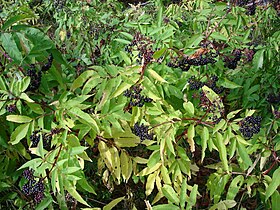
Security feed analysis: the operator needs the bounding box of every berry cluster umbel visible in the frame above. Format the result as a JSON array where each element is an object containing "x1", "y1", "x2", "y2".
[
  {"x1": 267, "y1": 93, "x2": 280, "y2": 104},
  {"x1": 41, "y1": 54, "x2": 53, "y2": 72},
  {"x1": 188, "y1": 75, "x2": 224, "y2": 94},
  {"x1": 167, "y1": 53, "x2": 216, "y2": 71},
  {"x1": 188, "y1": 76, "x2": 203, "y2": 90},
  {"x1": 22, "y1": 169, "x2": 45, "y2": 204},
  {"x1": 205, "y1": 75, "x2": 224, "y2": 94},
  {"x1": 30, "y1": 128, "x2": 61, "y2": 150},
  {"x1": 239, "y1": 116, "x2": 262, "y2": 139},
  {"x1": 125, "y1": 32, "x2": 155, "y2": 66},
  {"x1": 6, "y1": 104, "x2": 16, "y2": 113},
  {"x1": 26, "y1": 65, "x2": 42, "y2": 91},
  {"x1": 133, "y1": 123, "x2": 153, "y2": 141},
  {"x1": 223, "y1": 49, "x2": 242, "y2": 70},
  {"x1": 124, "y1": 85, "x2": 153, "y2": 107}
]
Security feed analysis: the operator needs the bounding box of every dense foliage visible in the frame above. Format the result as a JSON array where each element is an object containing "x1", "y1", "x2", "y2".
[{"x1": 0, "y1": 0, "x2": 280, "y2": 209}]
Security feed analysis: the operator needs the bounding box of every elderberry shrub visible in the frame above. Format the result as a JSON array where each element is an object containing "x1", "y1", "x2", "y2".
[
  {"x1": 26, "y1": 65, "x2": 42, "y2": 91},
  {"x1": 124, "y1": 85, "x2": 153, "y2": 107},
  {"x1": 133, "y1": 123, "x2": 153, "y2": 141},
  {"x1": 239, "y1": 116, "x2": 262, "y2": 139}
]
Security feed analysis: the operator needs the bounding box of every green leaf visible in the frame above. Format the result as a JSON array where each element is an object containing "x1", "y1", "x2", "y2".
[
  {"x1": 70, "y1": 146, "x2": 88, "y2": 156},
  {"x1": 10, "y1": 123, "x2": 30, "y2": 145},
  {"x1": 69, "y1": 107, "x2": 100, "y2": 133},
  {"x1": 152, "y1": 204, "x2": 180, "y2": 210},
  {"x1": 162, "y1": 184, "x2": 180, "y2": 205},
  {"x1": 216, "y1": 132, "x2": 229, "y2": 172},
  {"x1": 103, "y1": 196, "x2": 125, "y2": 210},
  {"x1": 161, "y1": 165, "x2": 171, "y2": 185},
  {"x1": 179, "y1": 178, "x2": 187, "y2": 209},
  {"x1": 145, "y1": 172, "x2": 157, "y2": 196},
  {"x1": 6, "y1": 115, "x2": 32, "y2": 123},
  {"x1": 113, "y1": 38, "x2": 131, "y2": 45},
  {"x1": 18, "y1": 158, "x2": 41, "y2": 170},
  {"x1": 226, "y1": 175, "x2": 244, "y2": 200},
  {"x1": 183, "y1": 102, "x2": 194, "y2": 115},
  {"x1": 71, "y1": 70, "x2": 95, "y2": 91},
  {"x1": 65, "y1": 184, "x2": 90, "y2": 207},
  {"x1": 237, "y1": 141, "x2": 253, "y2": 169},
  {"x1": 120, "y1": 51, "x2": 131, "y2": 65},
  {"x1": 211, "y1": 32, "x2": 228, "y2": 41},
  {"x1": 153, "y1": 48, "x2": 167, "y2": 60},
  {"x1": 2, "y1": 14, "x2": 35, "y2": 30},
  {"x1": 265, "y1": 167, "x2": 280, "y2": 201},
  {"x1": 186, "y1": 184, "x2": 198, "y2": 210},
  {"x1": 220, "y1": 78, "x2": 242, "y2": 89},
  {"x1": 23, "y1": 27, "x2": 54, "y2": 53},
  {"x1": 147, "y1": 69, "x2": 168, "y2": 83},
  {"x1": 201, "y1": 127, "x2": 209, "y2": 162},
  {"x1": 26, "y1": 102, "x2": 44, "y2": 115},
  {"x1": 187, "y1": 124, "x2": 195, "y2": 152},
  {"x1": 0, "y1": 33, "x2": 22, "y2": 62}
]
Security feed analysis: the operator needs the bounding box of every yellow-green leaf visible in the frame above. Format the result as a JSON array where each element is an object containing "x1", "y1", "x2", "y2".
[
  {"x1": 103, "y1": 196, "x2": 125, "y2": 210},
  {"x1": 6, "y1": 115, "x2": 32, "y2": 123},
  {"x1": 162, "y1": 184, "x2": 180, "y2": 205}
]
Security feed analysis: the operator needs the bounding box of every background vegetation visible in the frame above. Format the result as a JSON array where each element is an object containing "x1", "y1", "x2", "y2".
[{"x1": 0, "y1": 0, "x2": 280, "y2": 209}]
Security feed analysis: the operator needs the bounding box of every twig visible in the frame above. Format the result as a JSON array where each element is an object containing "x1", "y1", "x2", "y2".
[{"x1": 204, "y1": 8, "x2": 231, "y2": 41}]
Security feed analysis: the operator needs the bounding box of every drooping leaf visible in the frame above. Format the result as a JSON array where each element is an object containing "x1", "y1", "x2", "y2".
[{"x1": 161, "y1": 184, "x2": 180, "y2": 205}]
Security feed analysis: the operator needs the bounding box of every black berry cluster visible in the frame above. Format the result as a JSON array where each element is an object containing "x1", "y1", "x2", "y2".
[
  {"x1": 205, "y1": 75, "x2": 224, "y2": 94},
  {"x1": 41, "y1": 54, "x2": 53, "y2": 71},
  {"x1": 273, "y1": 110, "x2": 280, "y2": 119},
  {"x1": 239, "y1": 116, "x2": 262, "y2": 139},
  {"x1": 29, "y1": 129, "x2": 55, "y2": 150},
  {"x1": 243, "y1": 48, "x2": 255, "y2": 62},
  {"x1": 267, "y1": 93, "x2": 280, "y2": 104},
  {"x1": 23, "y1": 169, "x2": 34, "y2": 180},
  {"x1": 26, "y1": 65, "x2": 42, "y2": 91},
  {"x1": 167, "y1": 53, "x2": 216, "y2": 71},
  {"x1": 185, "y1": 55, "x2": 216, "y2": 66},
  {"x1": 133, "y1": 123, "x2": 153, "y2": 141},
  {"x1": 53, "y1": 0, "x2": 66, "y2": 10},
  {"x1": 124, "y1": 85, "x2": 153, "y2": 107},
  {"x1": 6, "y1": 104, "x2": 16, "y2": 113},
  {"x1": 167, "y1": 58, "x2": 190, "y2": 71},
  {"x1": 188, "y1": 76, "x2": 203, "y2": 90},
  {"x1": 223, "y1": 49, "x2": 242, "y2": 69},
  {"x1": 125, "y1": 32, "x2": 155, "y2": 66},
  {"x1": 246, "y1": 1, "x2": 256, "y2": 15},
  {"x1": 30, "y1": 130, "x2": 41, "y2": 147},
  {"x1": 22, "y1": 169, "x2": 45, "y2": 204}
]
